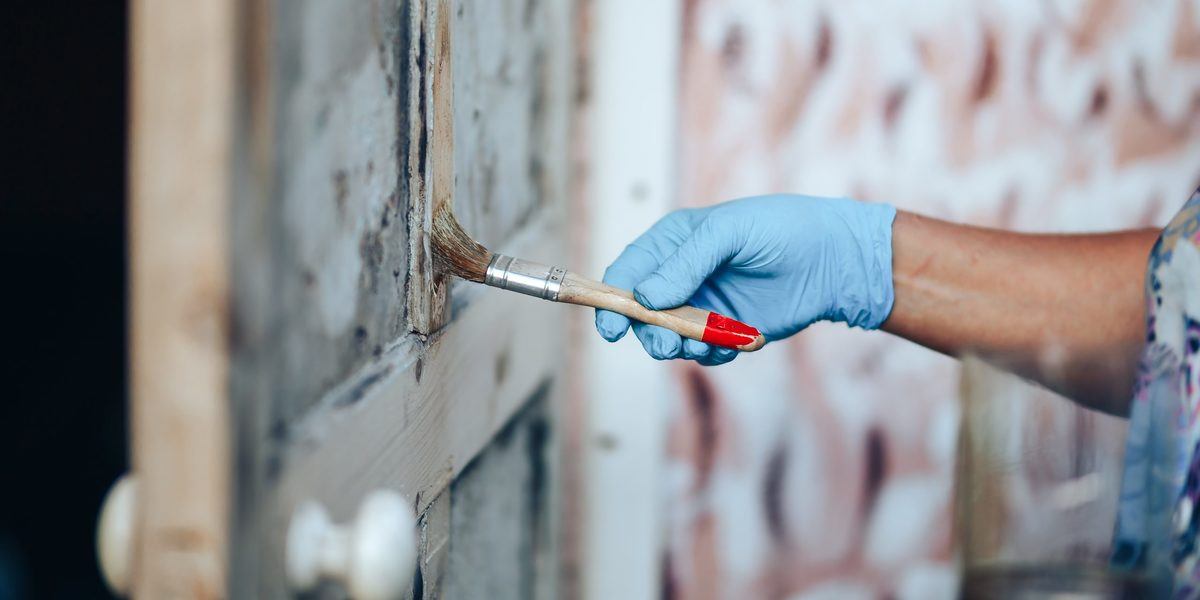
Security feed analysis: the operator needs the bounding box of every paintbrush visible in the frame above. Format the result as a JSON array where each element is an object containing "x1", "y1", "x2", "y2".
[{"x1": 431, "y1": 206, "x2": 766, "y2": 351}]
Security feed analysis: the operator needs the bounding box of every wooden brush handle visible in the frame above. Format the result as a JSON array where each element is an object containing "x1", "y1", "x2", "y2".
[{"x1": 558, "y1": 272, "x2": 766, "y2": 352}]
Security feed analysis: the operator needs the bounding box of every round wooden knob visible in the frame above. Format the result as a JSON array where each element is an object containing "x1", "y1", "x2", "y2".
[
  {"x1": 96, "y1": 474, "x2": 137, "y2": 596},
  {"x1": 286, "y1": 490, "x2": 416, "y2": 600}
]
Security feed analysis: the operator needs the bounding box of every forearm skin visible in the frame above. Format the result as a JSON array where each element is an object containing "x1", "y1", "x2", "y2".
[{"x1": 881, "y1": 211, "x2": 1158, "y2": 416}]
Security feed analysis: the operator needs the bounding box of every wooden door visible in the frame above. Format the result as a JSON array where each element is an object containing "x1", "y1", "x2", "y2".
[{"x1": 115, "y1": 0, "x2": 577, "y2": 597}]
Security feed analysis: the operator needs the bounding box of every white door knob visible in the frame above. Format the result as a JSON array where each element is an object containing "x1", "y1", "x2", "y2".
[
  {"x1": 286, "y1": 490, "x2": 417, "y2": 600},
  {"x1": 96, "y1": 474, "x2": 137, "y2": 596}
]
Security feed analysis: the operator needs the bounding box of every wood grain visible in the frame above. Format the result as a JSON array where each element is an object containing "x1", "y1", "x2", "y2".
[
  {"x1": 129, "y1": 0, "x2": 234, "y2": 595},
  {"x1": 257, "y1": 213, "x2": 567, "y2": 597},
  {"x1": 408, "y1": 0, "x2": 454, "y2": 336},
  {"x1": 558, "y1": 272, "x2": 767, "y2": 351}
]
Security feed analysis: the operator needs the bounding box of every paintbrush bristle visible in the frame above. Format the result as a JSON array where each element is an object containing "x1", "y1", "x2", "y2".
[{"x1": 431, "y1": 205, "x2": 492, "y2": 282}]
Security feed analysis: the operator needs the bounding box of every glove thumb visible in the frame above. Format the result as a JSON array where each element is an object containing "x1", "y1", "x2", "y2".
[{"x1": 633, "y1": 218, "x2": 735, "y2": 310}]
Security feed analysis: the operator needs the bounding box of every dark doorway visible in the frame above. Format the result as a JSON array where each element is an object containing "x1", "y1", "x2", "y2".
[{"x1": 1, "y1": 3, "x2": 129, "y2": 598}]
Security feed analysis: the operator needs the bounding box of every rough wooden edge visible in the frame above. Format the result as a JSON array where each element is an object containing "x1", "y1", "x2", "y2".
[
  {"x1": 404, "y1": 0, "x2": 432, "y2": 335},
  {"x1": 407, "y1": 489, "x2": 450, "y2": 600},
  {"x1": 129, "y1": 0, "x2": 235, "y2": 596},
  {"x1": 406, "y1": 0, "x2": 453, "y2": 336}
]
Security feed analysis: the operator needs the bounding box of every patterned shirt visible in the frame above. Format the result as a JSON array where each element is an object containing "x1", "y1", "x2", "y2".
[{"x1": 1114, "y1": 188, "x2": 1200, "y2": 597}]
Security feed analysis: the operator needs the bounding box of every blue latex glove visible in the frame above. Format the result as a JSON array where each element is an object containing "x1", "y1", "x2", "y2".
[{"x1": 595, "y1": 195, "x2": 896, "y2": 364}]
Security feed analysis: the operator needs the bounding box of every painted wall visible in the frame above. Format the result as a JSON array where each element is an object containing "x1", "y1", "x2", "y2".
[{"x1": 661, "y1": 0, "x2": 1200, "y2": 597}]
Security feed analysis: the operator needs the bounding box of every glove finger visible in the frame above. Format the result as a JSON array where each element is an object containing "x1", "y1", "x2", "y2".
[
  {"x1": 595, "y1": 243, "x2": 661, "y2": 342},
  {"x1": 597, "y1": 245, "x2": 660, "y2": 342},
  {"x1": 602, "y1": 244, "x2": 661, "y2": 290},
  {"x1": 632, "y1": 322, "x2": 684, "y2": 360},
  {"x1": 595, "y1": 309, "x2": 630, "y2": 342},
  {"x1": 710, "y1": 346, "x2": 739, "y2": 364},
  {"x1": 634, "y1": 217, "x2": 738, "y2": 310},
  {"x1": 697, "y1": 347, "x2": 738, "y2": 367},
  {"x1": 598, "y1": 209, "x2": 711, "y2": 347},
  {"x1": 603, "y1": 208, "x2": 704, "y2": 286},
  {"x1": 681, "y1": 338, "x2": 712, "y2": 361}
]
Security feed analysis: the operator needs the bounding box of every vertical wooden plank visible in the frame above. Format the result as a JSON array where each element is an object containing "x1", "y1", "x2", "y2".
[
  {"x1": 129, "y1": 0, "x2": 235, "y2": 596},
  {"x1": 404, "y1": 0, "x2": 434, "y2": 335},
  {"x1": 428, "y1": 0, "x2": 454, "y2": 246},
  {"x1": 407, "y1": 0, "x2": 453, "y2": 336}
]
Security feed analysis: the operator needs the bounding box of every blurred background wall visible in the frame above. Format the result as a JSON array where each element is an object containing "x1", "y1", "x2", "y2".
[{"x1": 579, "y1": 1, "x2": 1200, "y2": 599}]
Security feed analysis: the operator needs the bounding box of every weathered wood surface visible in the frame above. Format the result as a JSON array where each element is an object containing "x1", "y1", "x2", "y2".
[
  {"x1": 226, "y1": 0, "x2": 576, "y2": 596},
  {"x1": 261, "y1": 0, "x2": 412, "y2": 426},
  {"x1": 240, "y1": 0, "x2": 573, "y2": 426},
  {"x1": 409, "y1": 489, "x2": 450, "y2": 600},
  {"x1": 445, "y1": 396, "x2": 558, "y2": 600},
  {"x1": 129, "y1": 0, "x2": 236, "y2": 596},
  {"x1": 258, "y1": 215, "x2": 567, "y2": 597},
  {"x1": 395, "y1": 395, "x2": 557, "y2": 600},
  {"x1": 452, "y1": 0, "x2": 573, "y2": 249},
  {"x1": 406, "y1": 0, "x2": 453, "y2": 337}
]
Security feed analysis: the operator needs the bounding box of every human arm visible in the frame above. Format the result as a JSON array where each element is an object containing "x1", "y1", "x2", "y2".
[
  {"x1": 594, "y1": 194, "x2": 1156, "y2": 415},
  {"x1": 883, "y1": 211, "x2": 1156, "y2": 416}
]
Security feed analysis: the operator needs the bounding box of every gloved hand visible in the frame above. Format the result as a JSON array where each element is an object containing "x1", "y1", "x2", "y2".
[{"x1": 595, "y1": 194, "x2": 896, "y2": 364}]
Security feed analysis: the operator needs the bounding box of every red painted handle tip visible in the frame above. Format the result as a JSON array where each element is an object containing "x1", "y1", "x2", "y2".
[{"x1": 700, "y1": 313, "x2": 766, "y2": 351}]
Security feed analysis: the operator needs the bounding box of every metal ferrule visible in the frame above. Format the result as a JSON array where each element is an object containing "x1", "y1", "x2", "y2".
[{"x1": 485, "y1": 254, "x2": 566, "y2": 301}]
